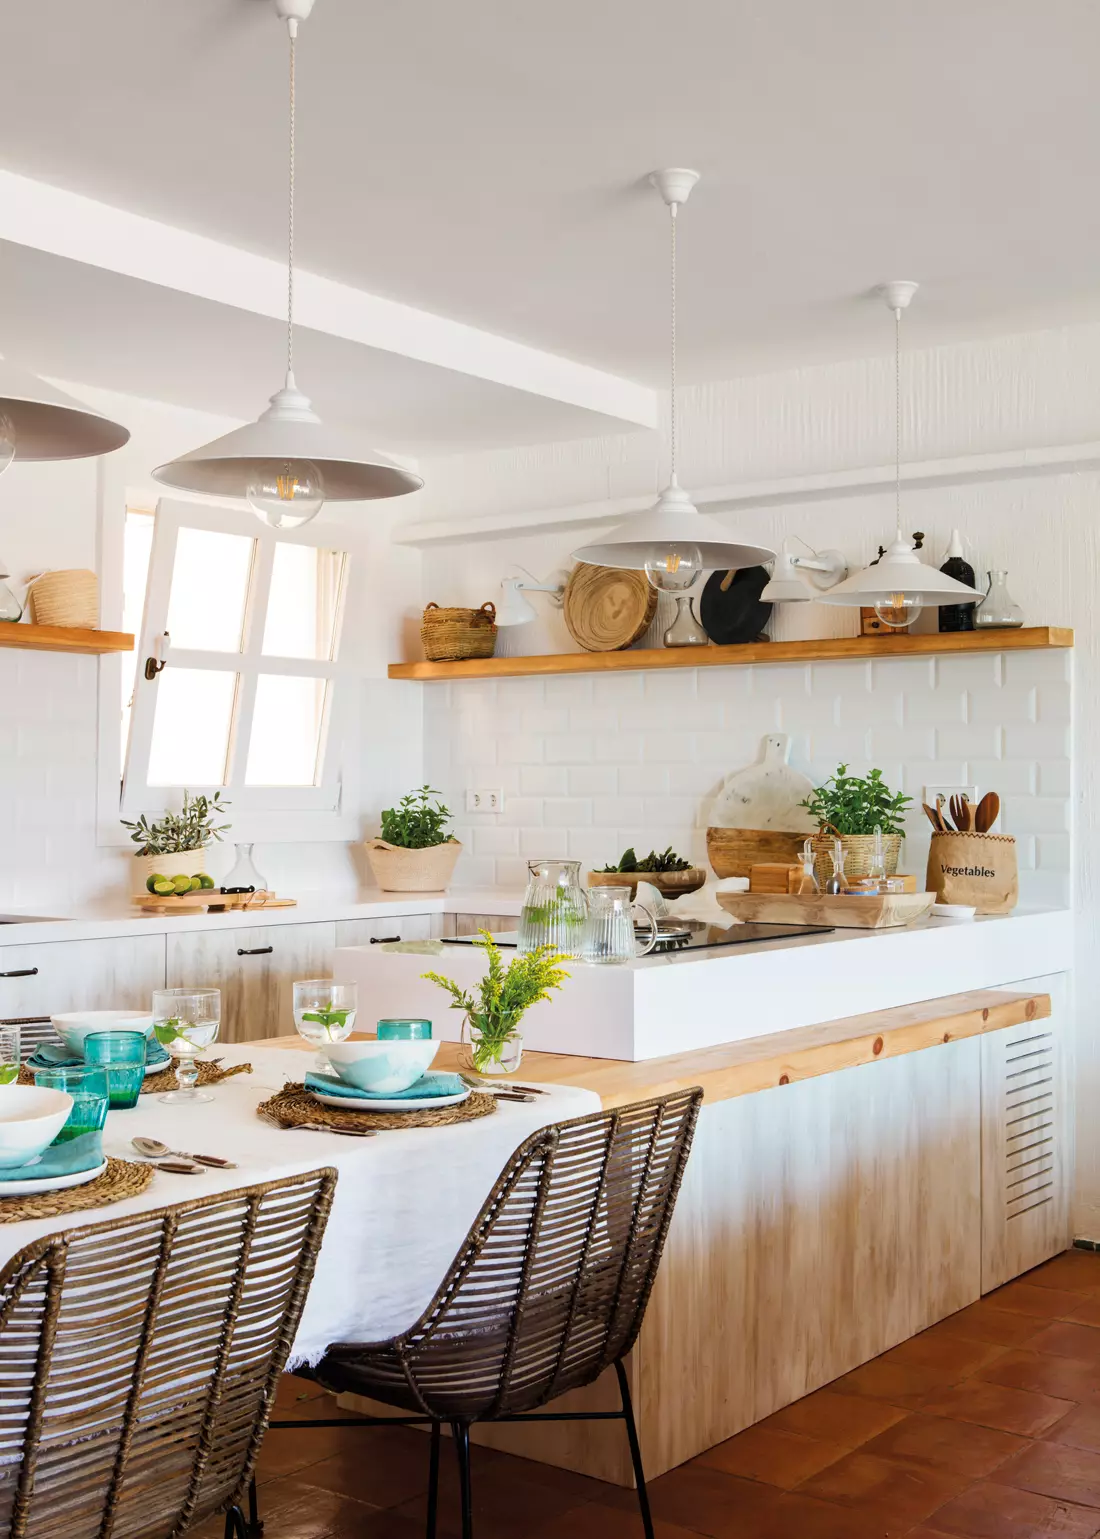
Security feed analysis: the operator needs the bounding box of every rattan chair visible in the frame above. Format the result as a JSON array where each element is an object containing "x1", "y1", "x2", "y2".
[
  {"x1": 0, "y1": 1166, "x2": 335, "y2": 1539},
  {"x1": 275, "y1": 1090, "x2": 702, "y2": 1539}
]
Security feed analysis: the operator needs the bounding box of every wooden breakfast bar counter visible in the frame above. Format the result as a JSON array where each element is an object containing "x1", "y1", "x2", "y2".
[{"x1": 273, "y1": 975, "x2": 1069, "y2": 1484}]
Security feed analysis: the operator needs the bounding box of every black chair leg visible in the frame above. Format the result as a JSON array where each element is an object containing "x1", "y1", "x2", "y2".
[
  {"x1": 614, "y1": 1359, "x2": 654, "y2": 1539},
  {"x1": 224, "y1": 1507, "x2": 248, "y2": 1539},
  {"x1": 451, "y1": 1420, "x2": 473, "y2": 1539},
  {"x1": 247, "y1": 1474, "x2": 263, "y2": 1536},
  {"x1": 426, "y1": 1420, "x2": 441, "y2": 1539}
]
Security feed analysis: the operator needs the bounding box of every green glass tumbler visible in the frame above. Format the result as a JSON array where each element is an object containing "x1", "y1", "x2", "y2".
[
  {"x1": 33, "y1": 1066, "x2": 109, "y2": 1142},
  {"x1": 84, "y1": 1031, "x2": 147, "y2": 1110},
  {"x1": 377, "y1": 1019, "x2": 433, "y2": 1041}
]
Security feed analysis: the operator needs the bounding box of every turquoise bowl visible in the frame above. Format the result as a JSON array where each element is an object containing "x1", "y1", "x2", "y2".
[{"x1": 321, "y1": 1039, "x2": 439, "y2": 1095}]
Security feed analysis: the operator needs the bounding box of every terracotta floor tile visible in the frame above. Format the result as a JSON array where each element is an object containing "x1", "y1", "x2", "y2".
[
  {"x1": 1064, "y1": 1299, "x2": 1100, "y2": 1330},
  {"x1": 638, "y1": 1465, "x2": 781, "y2": 1537},
  {"x1": 695, "y1": 1424, "x2": 848, "y2": 1488},
  {"x1": 975, "y1": 1348, "x2": 1100, "y2": 1401},
  {"x1": 241, "y1": 1477, "x2": 398, "y2": 1538},
  {"x1": 833, "y1": 1357, "x2": 984, "y2": 1411},
  {"x1": 523, "y1": 1499, "x2": 702, "y2": 1539},
  {"x1": 798, "y1": 1450, "x2": 970, "y2": 1526},
  {"x1": 917, "y1": 1378, "x2": 1076, "y2": 1437},
  {"x1": 1027, "y1": 1252, "x2": 1100, "y2": 1296},
  {"x1": 761, "y1": 1388, "x2": 907, "y2": 1448},
  {"x1": 275, "y1": 1373, "x2": 333, "y2": 1410},
  {"x1": 1046, "y1": 1395, "x2": 1100, "y2": 1454},
  {"x1": 858, "y1": 1413, "x2": 1025, "y2": 1479},
  {"x1": 755, "y1": 1491, "x2": 910, "y2": 1538},
  {"x1": 993, "y1": 1440, "x2": 1100, "y2": 1509},
  {"x1": 988, "y1": 1281, "x2": 1090, "y2": 1321},
  {"x1": 928, "y1": 1477, "x2": 1100, "y2": 1538},
  {"x1": 1030, "y1": 1324, "x2": 1100, "y2": 1365},
  {"x1": 882, "y1": 1332, "x2": 1006, "y2": 1378},
  {"x1": 257, "y1": 1416, "x2": 379, "y2": 1483},
  {"x1": 927, "y1": 1301, "x2": 1047, "y2": 1350}
]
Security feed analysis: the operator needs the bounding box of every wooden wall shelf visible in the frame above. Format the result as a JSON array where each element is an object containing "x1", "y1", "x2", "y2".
[
  {"x1": 0, "y1": 623, "x2": 134, "y2": 657},
  {"x1": 388, "y1": 625, "x2": 1073, "y2": 681}
]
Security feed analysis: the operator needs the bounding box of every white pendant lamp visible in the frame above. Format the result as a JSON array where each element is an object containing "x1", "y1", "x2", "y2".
[
  {"x1": 0, "y1": 359, "x2": 129, "y2": 468},
  {"x1": 760, "y1": 540, "x2": 848, "y2": 604},
  {"x1": 816, "y1": 281, "x2": 981, "y2": 627},
  {"x1": 572, "y1": 170, "x2": 773, "y2": 589},
  {"x1": 153, "y1": 0, "x2": 422, "y2": 524}
]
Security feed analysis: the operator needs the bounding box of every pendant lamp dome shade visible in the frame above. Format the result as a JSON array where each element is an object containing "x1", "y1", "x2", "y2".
[
  {"x1": 574, "y1": 481, "x2": 773, "y2": 572},
  {"x1": 0, "y1": 357, "x2": 129, "y2": 461},
  {"x1": 152, "y1": 378, "x2": 421, "y2": 501},
  {"x1": 816, "y1": 533, "x2": 981, "y2": 606}
]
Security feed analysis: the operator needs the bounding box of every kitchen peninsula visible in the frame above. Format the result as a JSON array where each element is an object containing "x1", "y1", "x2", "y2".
[{"x1": 327, "y1": 908, "x2": 1072, "y2": 1482}]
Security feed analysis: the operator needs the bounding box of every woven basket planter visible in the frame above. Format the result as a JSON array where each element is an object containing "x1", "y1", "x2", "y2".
[
  {"x1": 810, "y1": 829, "x2": 902, "y2": 887},
  {"x1": 131, "y1": 849, "x2": 213, "y2": 897},
  {"x1": 366, "y1": 839, "x2": 463, "y2": 893},
  {"x1": 28, "y1": 569, "x2": 99, "y2": 628},
  {"x1": 421, "y1": 602, "x2": 497, "y2": 663}
]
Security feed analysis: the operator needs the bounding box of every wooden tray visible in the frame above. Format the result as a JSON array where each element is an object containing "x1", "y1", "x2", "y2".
[
  {"x1": 716, "y1": 890, "x2": 935, "y2": 929},
  {"x1": 563, "y1": 564, "x2": 658, "y2": 651},
  {"x1": 133, "y1": 889, "x2": 297, "y2": 915}
]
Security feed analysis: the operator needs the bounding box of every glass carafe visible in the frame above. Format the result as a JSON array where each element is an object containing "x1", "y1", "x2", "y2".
[
  {"x1": 975, "y1": 571, "x2": 1024, "y2": 629},
  {"x1": 580, "y1": 886, "x2": 659, "y2": 964},
  {"x1": 224, "y1": 842, "x2": 268, "y2": 891},
  {"x1": 519, "y1": 859, "x2": 588, "y2": 957}
]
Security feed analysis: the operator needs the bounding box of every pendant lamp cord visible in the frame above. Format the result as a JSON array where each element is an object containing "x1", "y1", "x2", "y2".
[
  {"x1": 669, "y1": 202, "x2": 678, "y2": 485},
  {"x1": 894, "y1": 303, "x2": 902, "y2": 540},
  {"x1": 286, "y1": 23, "x2": 297, "y2": 382}
]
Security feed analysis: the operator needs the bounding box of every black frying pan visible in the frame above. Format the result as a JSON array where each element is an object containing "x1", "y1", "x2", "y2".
[{"x1": 699, "y1": 566, "x2": 772, "y2": 645}]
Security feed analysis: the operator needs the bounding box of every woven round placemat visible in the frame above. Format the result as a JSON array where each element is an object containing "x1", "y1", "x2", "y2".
[
  {"x1": 0, "y1": 1157, "x2": 153, "y2": 1224},
  {"x1": 19, "y1": 1061, "x2": 253, "y2": 1095},
  {"x1": 258, "y1": 1082, "x2": 497, "y2": 1133}
]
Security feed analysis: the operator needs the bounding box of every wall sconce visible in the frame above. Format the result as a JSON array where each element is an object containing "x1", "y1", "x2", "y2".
[
  {"x1": 496, "y1": 568, "x2": 569, "y2": 627},
  {"x1": 760, "y1": 540, "x2": 848, "y2": 604}
]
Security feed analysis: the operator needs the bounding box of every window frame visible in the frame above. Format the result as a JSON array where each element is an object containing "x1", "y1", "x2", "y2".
[{"x1": 112, "y1": 497, "x2": 361, "y2": 843}]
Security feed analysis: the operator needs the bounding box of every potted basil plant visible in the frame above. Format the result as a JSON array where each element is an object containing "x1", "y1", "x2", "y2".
[
  {"x1": 366, "y1": 785, "x2": 462, "y2": 893},
  {"x1": 422, "y1": 932, "x2": 570, "y2": 1075}
]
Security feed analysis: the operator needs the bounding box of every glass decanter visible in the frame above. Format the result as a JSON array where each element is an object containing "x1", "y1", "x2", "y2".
[
  {"x1": 518, "y1": 859, "x2": 588, "y2": 957},
  {"x1": 224, "y1": 842, "x2": 268, "y2": 891},
  {"x1": 975, "y1": 571, "x2": 1024, "y2": 629}
]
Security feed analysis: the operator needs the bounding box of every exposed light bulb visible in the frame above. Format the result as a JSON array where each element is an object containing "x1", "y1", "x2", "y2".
[
  {"x1": 0, "y1": 413, "x2": 16, "y2": 478},
  {"x1": 643, "y1": 542, "x2": 703, "y2": 593},
  {"x1": 873, "y1": 591, "x2": 924, "y2": 629},
  {"x1": 246, "y1": 459, "x2": 324, "y2": 529}
]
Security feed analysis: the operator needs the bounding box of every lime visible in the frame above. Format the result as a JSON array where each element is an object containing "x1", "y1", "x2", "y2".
[
  {"x1": 153, "y1": 879, "x2": 175, "y2": 896},
  {"x1": 189, "y1": 875, "x2": 203, "y2": 892},
  {"x1": 198, "y1": 873, "x2": 215, "y2": 890},
  {"x1": 172, "y1": 874, "x2": 193, "y2": 895},
  {"x1": 145, "y1": 873, "x2": 163, "y2": 894}
]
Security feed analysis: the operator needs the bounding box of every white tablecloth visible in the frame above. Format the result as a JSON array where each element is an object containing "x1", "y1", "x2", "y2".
[{"x1": 0, "y1": 1046, "x2": 601, "y2": 1366}]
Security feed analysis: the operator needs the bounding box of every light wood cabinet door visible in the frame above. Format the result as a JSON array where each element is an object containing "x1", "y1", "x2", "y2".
[
  {"x1": 166, "y1": 922, "x2": 336, "y2": 1043},
  {"x1": 335, "y1": 915, "x2": 434, "y2": 948},
  {"x1": 0, "y1": 935, "x2": 166, "y2": 1019},
  {"x1": 440, "y1": 913, "x2": 514, "y2": 939}
]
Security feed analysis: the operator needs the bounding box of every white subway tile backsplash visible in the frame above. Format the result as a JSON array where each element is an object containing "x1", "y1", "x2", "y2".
[
  {"x1": 473, "y1": 825, "x2": 520, "y2": 857},
  {"x1": 520, "y1": 708, "x2": 569, "y2": 735},
  {"x1": 904, "y1": 690, "x2": 965, "y2": 726},
  {"x1": 936, "y1": 726, "x2": 1001, "y2": 760},
  {"x1": 494, "y1": 734, "x2": 539, "y2": 765},
  {"x1": 593, "y1": 673, "x2": 643, "y2": 705},
  {"x1": 1001, "y1": 795, "x2": 1069, "y2": 834},
  {"x1": 618, "y1": 765, "x2": 671, "y2": 796},
  {"x1": 968, "y1": 688, "x2": 1036, "y2": 726},
  {"x1": 544, "y1": 798, "x2": 594, "y2": 827},
  {"x1": 870, "y1": 727, "x2": 935, "y2": 761},
  {"x1": 544, "y1": 734, "x2": 593, "y2": 764},
  {"x1": 641, "y1": 736, "x2": 698, "y2": 764},
  {"x1": 521, "y1": 766, "x2": 569, "y2": 796},
  {"x1": 568, "y1": 766, "x2": 618, "y2": 797},
  {"x1": 1036, "y1": 761, "x2": 1071, "y2": 797},
  {"x1": 593, "y1": 797, "x2": 645, "y2": 826},
  {"x1": 597, "y1": 734, "x2": 643, "y2": 763},
  {"x1": 936, "y1": 655, "x2": 1003, "y2": 690},
  {"x1": 544, "y1": 677, "x2": 594, "y2": 707},
  {"x1": 969, "y1": 759, "x2": 1033, "y2": 795},
  {"x1": 1004, "y1": 725, "x2": 1070, "y2": 760}
]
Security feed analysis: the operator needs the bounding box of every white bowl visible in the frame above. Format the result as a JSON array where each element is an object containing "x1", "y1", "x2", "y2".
[
  {"x1": 321, "y1": 1039, "x2": 439, "y2": 1095},
  {"x1": 0, "y1": 1085, "x2": 73, "y2": 1169},
  {"x1": 51, "y1": 1011, "x2": 155, "y2": 1057}
]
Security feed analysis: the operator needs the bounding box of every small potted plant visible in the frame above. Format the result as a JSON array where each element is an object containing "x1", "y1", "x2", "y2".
[
  {"x1": 422, "y1": 931, "x2": 570, "y2": 1075},
  {"x1": 366, "y1": 785, "x2": 462, "y2": 893},
  {"x1": 121, "y1": 791, "x2": 231, "y2": 897},
  {"x1": 799, "y1": 764, "x2": 912, "y2": 883}
]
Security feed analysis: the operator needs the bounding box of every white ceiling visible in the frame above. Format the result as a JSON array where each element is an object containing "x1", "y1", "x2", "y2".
[{"x1": 4, "y1": 0, "x2": 1100, "y2": 441}]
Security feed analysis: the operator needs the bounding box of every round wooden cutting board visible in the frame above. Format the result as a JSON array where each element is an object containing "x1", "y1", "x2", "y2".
[{"x1": 563, "y1": 564, "x2": 659, "y2": 652}]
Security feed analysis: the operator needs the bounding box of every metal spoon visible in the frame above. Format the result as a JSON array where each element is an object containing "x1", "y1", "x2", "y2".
[{"x1": 131, "y1": 1136, "x2": 238, "y2": 1169}]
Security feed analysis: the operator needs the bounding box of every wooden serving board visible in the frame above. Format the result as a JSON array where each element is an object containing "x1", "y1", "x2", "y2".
[
  {"x1": 133, "y1": 890, "x2": 297, "y2": 915},
  {"x1": 563, "y1": 564, "x2": 658, "y2": 651},
  {"x1": 716, "y1": 890, "x2": 934, "y2": 929}
]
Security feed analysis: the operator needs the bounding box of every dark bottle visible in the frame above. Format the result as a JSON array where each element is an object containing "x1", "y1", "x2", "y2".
[{"x1": 938, "y1": 529, "x2": 976, "y2": 632}]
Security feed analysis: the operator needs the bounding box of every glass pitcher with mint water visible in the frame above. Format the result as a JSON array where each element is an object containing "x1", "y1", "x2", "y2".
[{"x1": 519, "y1": 859, "x2": 589, "y2": 958}]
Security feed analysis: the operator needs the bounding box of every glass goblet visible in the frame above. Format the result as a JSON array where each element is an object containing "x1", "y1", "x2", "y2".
[
  {"x1": 152, "y1": 988, "x2": 221, "y2": 1106},
  {"x1": 292, "y1": 981, "x2": 357, "y2": 1045}
]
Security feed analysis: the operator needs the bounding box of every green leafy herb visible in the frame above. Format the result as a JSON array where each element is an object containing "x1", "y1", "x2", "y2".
[
  {"x1": 0, "y1": 1064, "x2": 18, "y2": 1086},
  {"x1": 379, "y1": 785, "x2": 457, "y2": 850},
  {"x1": 422, "y1": 932, "x2": 570, "y2": 1074},
  {"x1": 122, "y1": 791, "x2": 231, "y2": 857},
  {"x1": 799, "y1": 764, "x2": 912, "y2": 836},
  {"x1": 154, "y1": 1018, "x2": 190, "y2": 1047},
  {"x1": 599, "y1": 846, "x2": 691, "y2": 874},
  {"x1": 302, "y1": 1007, "x2": 351, "y2": 1039}
]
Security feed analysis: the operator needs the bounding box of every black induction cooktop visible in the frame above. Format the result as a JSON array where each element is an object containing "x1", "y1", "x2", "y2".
[{"x1": 444, "y1": 919, "x2": 834, "y2": 954}]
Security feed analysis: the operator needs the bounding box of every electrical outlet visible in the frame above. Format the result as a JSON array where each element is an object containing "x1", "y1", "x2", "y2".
[
  {"x1": 923, "y1": 783, "x2": 977, "y2": 812},
  {"x1": 466, "y1": 788, "x2": 505, "y2": 813}
]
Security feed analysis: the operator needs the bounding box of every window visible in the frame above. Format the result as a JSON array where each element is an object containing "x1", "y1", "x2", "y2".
[{"x1": 121, "y1": 500, "x2": 351, "y2": 822}]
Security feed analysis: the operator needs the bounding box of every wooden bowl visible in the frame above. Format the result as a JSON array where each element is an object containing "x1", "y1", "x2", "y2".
[
  {"x1": 587, "y1": 868, "x2": 707, "y2": 900},
  {"x1": 706, "y1": 827, "x2": 806, "y2": 879}
]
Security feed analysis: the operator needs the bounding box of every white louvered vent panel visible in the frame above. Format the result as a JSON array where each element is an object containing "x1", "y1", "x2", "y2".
[{"x1": 1003, "y1": 1030, "x2": 1055, "y2": 1222}]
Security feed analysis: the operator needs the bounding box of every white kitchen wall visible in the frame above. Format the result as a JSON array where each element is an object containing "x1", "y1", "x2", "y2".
[
  {"x1": 410, "y1": 316, "x2": 1097, "y2": 1234},
  {"x1": 0, "y1": 381, "x2": 423, "y2": 911}
]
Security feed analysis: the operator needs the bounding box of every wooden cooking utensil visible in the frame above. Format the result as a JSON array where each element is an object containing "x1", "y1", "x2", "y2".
[
  {"x1": 974, "y1": 791, "x2": 1000, "y2": 833},
  {"x1": 949, "y1": 794, "x2": 975, "y2": 833},
  {"x1": 923, "y1": 802, "x2": 945, "y2": 833}
]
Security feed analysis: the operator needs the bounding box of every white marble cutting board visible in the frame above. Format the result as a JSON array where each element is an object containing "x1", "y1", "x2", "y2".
[{"x1": 710, "y1": 734, "x2": 819, "y2": 831}]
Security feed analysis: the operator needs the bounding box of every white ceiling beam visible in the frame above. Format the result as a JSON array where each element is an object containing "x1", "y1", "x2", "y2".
[{"x1": 0, "y1": 171, "x2": 657, "y2": 431}]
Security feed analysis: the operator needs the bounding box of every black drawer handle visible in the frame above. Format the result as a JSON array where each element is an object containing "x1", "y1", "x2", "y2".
[
  {"x1": 0, "y1": 968, "x2": 38, "y2": 979},
  {"x1": 237, "y1": 947, "x2": 273, "y2": 957},
  {"x1": 370, "y1": 935, "x2": 402, "y2": 944}
]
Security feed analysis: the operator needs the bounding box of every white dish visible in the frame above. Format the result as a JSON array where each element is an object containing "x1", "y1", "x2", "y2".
[
  {"x1": 0, "y1": 1085, "x2": 74, "y2": 1169},
  {"x1": 52, "y1": 1012, "x2": 155, "y2": 1055},
  {"x1": 321, "y1": 1038, "x2": 439, "y2": 1094},
  {"x1": 0, "y1": 1159, "x2": 106, "y2": 1196},
  {"x1": 310, "y1": 1086, "x2": 470, "y2": 1112},
  {"x1": 930, "y1": 903, "x2": 977, "y2": 920}
]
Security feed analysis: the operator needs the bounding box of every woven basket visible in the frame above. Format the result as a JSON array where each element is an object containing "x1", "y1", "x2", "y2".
[
  {"x1": 810, "y1": 826, "x2": 902, "y2": 886},
  {"x1": 27, "y1": 569, "x2": 99, "y2": 628},
  {"x1": 366, "y1": 838, "x2": 463, "y2": 893},
  {"x1": 421, "y1": 602, "x2": 497, "y2": 663}
]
